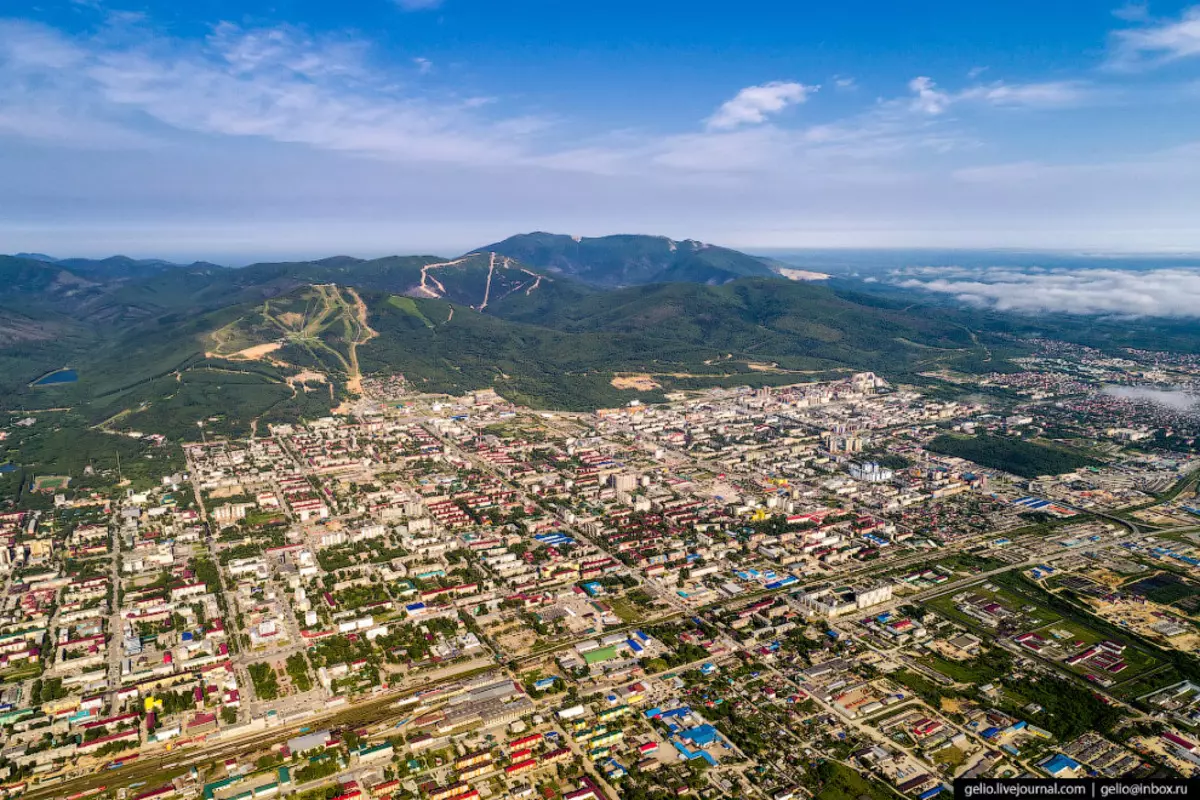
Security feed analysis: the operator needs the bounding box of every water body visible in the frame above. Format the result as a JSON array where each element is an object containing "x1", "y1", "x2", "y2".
[
  {"x1": 32, "y1": 368, "x2": 78, "y2": 386},
  {"x1": 1102, "y1": 385, "x2": 1199, "y2": 411}
]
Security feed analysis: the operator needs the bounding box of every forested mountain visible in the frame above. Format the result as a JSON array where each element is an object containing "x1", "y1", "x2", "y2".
[
  {"x1": 0, "y1": 234, "x2": 1059, "y2": 441},
  {"x1": 479, "y1": 232, "x2": 780, "y2": 286}
]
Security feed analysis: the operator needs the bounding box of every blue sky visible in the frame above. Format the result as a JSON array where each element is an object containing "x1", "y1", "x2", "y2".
[{"x1": 3, "y1": 0, "x2": 1200, "y2": 260}]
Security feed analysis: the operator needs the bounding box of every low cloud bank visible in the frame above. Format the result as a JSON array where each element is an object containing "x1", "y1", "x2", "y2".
[
  {"x1": 1102, "y1": 385, "x2": 1200, "y2": 411},
  {"x1": 898, "y1": 266, "x2": 1200, "y2": 316}
]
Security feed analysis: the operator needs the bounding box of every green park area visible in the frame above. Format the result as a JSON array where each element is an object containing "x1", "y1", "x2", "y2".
[{"x1": 927, "y1": 433, "x2": 1101, "y2": 478}]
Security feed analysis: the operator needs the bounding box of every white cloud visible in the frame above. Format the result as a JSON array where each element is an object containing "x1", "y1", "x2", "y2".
[
  {"x1": 0, "y1": 19, "x2": 964, "y2": 180},
  {"x1": 900, "y1": 266, "x2": 1200, "y2": 316},
  {"x1": 535, "y1": 99, "x2": 968, "y2": 178},
  {"x1": 908, "y1": 76, "x2": 951, "y2": 114},
  {"x1": 654, "y1": 126, "x2": 795, "y2": 171},
  {"x1": 394, "y1": 0, "x2": 443, "y2": 10},
  {"x1": 907, "y1": 75, "x2": 1091, "y2": 114},
  {"x1": 959, "y1": 80, "x2": 1089, "y2": 108},
  {"x1": 832, "y1": 75, "x2": 856, "y2": 90},
  {"x1": 0, "y1": 20, "x2": 151, "y2": 147},
  {"x1": 0, "y1": 18, "x2": 1107, "y2": 182},
  {"x1": 1111, "y1": 5, "x2": 1200, "y2": 67},
  {"x1": 706, "y1": 81, "x2": 817, "y2": 130},
  {"x1": 0, "y1": 19, "x2": 83, "y2": 70},
  {"x1": 1112, "y1": 2, "x2": 1150, "y2": 22},
  {"x1": 4, "y1": 13, "x2": 1200, "y2": 256},
  {"x1": 1102, "y1": 386, "x2": 1200, "y2": 410},
  {"x1": 0, "y1": 19, "x2": 541, "y2": 165}
]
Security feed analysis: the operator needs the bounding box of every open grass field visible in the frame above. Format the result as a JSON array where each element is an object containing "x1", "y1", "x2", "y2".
[
  {"x1": 991, "y1": 572, "x2": 1179, "y2": 696},
  {"x1": 925, "y1": 580, "x2": 1063, "y2": 630},
  {"x1": 607, "y1": 596, "x2": 645, "y2": 624},
  {"x1": 925, "y1": 570, "x2": 1170, "y2": 695},
  {"x1": 932, "y1": 746, "x2": 968, "y2": 768},
  {"x1": 32, "y1": 474, "x2": 71, "y2": 491},
  {"x1": 918, "y1": 653, "x2": 1009, "y2": 685},
  {"x1": 812, "y1": 760, "x2": 898, "y2": 800}
]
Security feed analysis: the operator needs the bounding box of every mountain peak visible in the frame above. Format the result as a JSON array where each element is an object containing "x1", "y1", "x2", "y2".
[
  {"x1": 480, "y1": 231, "x2": 778, "y2": 287},
  {"x1": 313, "y1": 255, "x2": 367, "y2": 268}
]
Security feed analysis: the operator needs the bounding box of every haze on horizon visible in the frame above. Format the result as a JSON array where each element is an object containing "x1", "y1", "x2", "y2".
[{"x1": 3, "y1": 0, "x2": 1200, "y2": 260}]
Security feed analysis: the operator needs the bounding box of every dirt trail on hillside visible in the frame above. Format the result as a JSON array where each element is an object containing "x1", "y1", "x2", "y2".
[{"x1": 344, "y1": 286, "x2": 376, "y2": 396}]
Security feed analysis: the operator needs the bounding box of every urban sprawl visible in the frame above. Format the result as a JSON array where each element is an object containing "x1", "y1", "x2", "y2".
[{"x1": 6, "y1": 341, "x2": 1200, "y2": 800}]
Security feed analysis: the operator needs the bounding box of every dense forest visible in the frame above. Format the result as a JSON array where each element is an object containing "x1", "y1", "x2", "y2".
[{"x1": 927, "y1": 433, "x2": 1101, "y2": 478}]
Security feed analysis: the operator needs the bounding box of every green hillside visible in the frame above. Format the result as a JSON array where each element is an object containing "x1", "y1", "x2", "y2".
[
  {"x1": 357, "y1": 277, "x2": 986, "y2": 411},
  {"x1": 0, "y1": 241, "x2": 1020, "y2": 437},
  {"x1": 491, "y1": 277, "x2": 975, "y2": 372}
]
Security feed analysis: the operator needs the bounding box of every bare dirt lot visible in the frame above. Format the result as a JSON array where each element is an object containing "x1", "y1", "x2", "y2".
[
  {"x1": 611, "y1": 374, "x2": 662, "y2": 391},
  {"x1": 940, "y1": 697, "x2": 967, "y2": 713},
  {"x1": 1090, "y1": 598, "x2": 1200, "y2": 650},
  {"x1": 288, "y1": 370, "x2": 328, "y2": 385},
  {"x1": 493, "y1": 623, "x2": 539, "y2": 657},
  {"x1": 230, "y1": 342, "x2": 284, "y2": 360},
  {"x1": 929, "y1": 639, "x2": 972, "y2": 661}
]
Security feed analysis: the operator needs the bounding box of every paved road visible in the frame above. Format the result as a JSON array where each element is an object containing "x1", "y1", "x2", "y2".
[{"x1": 106, "y1": 511, "x2": 125, "y2": 690}]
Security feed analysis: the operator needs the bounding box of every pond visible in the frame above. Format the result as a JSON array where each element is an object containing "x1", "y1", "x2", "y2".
[{"x1": 32, "y1": 368, "x2": 78, "y2": 386}]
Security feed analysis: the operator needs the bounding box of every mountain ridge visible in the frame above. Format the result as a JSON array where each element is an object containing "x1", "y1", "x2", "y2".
[
  {"x1": 476, "y1": 231, "x2": 782, "y2": 286},
  {"x1": 4, "y1": 230, "x2": 789, "y2": 288},
  {"x1": 0, "y1": 233, "x2": 1022, "y2": 442}
]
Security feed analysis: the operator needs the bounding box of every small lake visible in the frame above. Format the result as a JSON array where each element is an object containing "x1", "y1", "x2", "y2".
[{"x1": 32, "y1": 369, "x2": 78, "y2": 386}]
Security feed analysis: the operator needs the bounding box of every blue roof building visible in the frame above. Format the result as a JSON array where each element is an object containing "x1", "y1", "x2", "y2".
[
  {"x1": 672, "y1": 741, "x2": 718, "y2": 766},
  {"x1": 681, "y1": 724, "x2": 719, "y2": 748},
  {"x1": 659, "y1": 707, "x2": 691, "y2": 719},
  {"x1": 1042, "y1": 754, "x2": 1082, "y2": 777}
]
